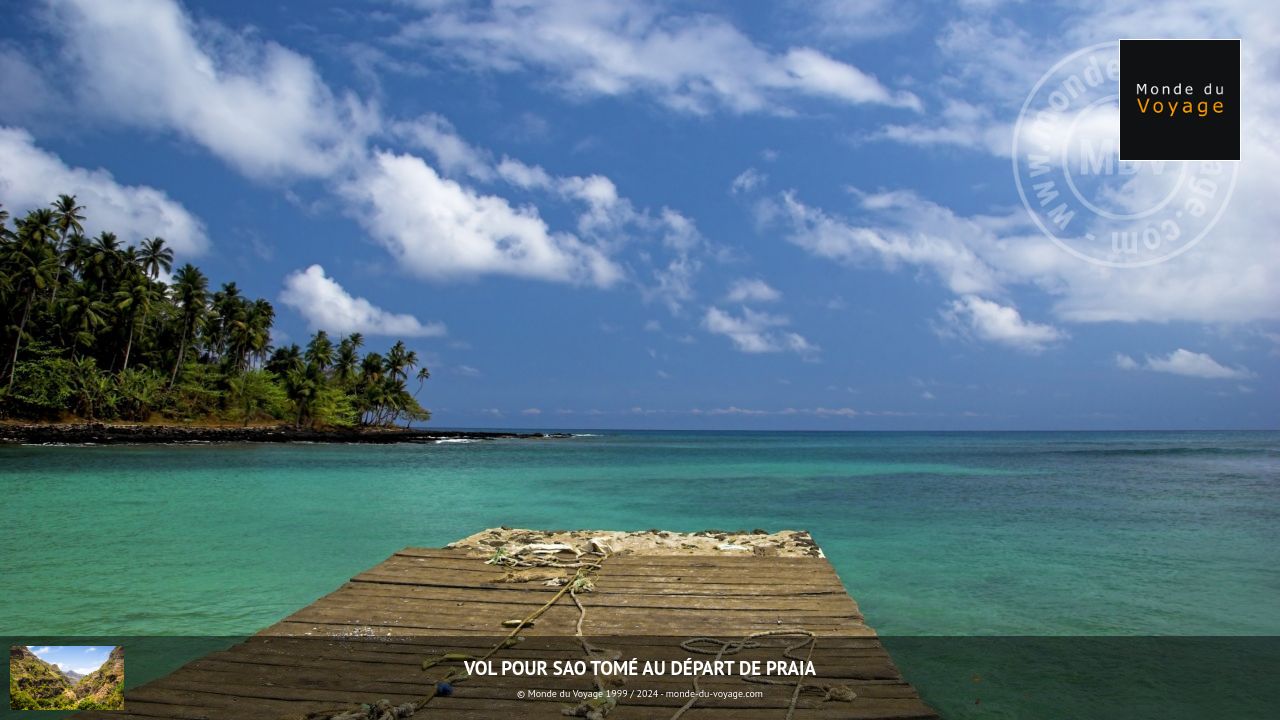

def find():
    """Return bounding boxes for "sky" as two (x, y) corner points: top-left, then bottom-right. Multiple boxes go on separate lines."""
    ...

(27, 645), (113, 676)
(0, 0), (1275, 430)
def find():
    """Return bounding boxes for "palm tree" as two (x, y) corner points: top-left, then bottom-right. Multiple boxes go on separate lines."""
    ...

(4, 210), (59, 389)
(208, 282), (242, 363)
(169, 263), (208, 386)
(333, 335), (361, 387)
(51, 195), (85, 248)
(114, 269), (157, 371)
(266, 343), (303, 377)
(49, 195), (85, 297)
(304, 330), (334, 372)
(79, 231), (122, 294)
(63, 233), (92, 277)
(385, 340), (418, 382)
(414, 366), (430, 397)
(138, 237), (174, 280)
(244, 299), (275, 370)
(61, 287), (109, 359)
(283, 366), (319, 428)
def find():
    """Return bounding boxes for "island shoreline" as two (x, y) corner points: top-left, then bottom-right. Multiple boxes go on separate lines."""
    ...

(0, 422), (570, 445)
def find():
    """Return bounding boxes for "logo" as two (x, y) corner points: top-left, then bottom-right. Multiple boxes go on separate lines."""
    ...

(1013, 41), (1238, 267)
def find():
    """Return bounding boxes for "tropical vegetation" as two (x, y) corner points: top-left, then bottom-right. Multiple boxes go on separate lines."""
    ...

(9, 645), (124, 711)
(0, 195), (430, 427)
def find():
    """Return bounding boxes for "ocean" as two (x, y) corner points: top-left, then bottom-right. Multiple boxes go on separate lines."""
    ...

(2, 430), (1277, 718)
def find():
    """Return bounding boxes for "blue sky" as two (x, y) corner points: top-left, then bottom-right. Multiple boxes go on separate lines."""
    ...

(0, 0), (1275, 430)
(27, 646), (113, 676)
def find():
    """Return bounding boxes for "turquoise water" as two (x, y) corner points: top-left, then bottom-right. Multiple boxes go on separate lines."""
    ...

(2, 431), (1278, 716)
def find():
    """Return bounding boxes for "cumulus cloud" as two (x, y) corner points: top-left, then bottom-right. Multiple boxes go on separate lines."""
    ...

(46, 0), (374, 180)
(702, 306), (817, 356)
(394, 0), (919, 114)
(776, 182), (1280, 327)
(0, 127), (207, 255)
(820, 0), (1280, 335)
(939, 295), (1066, 353)
(30, 0), (710, 298)
(725, 278), (781, 303)
(1118, 348), (1255, 380)
(730, 168), (766, 195)
(493, 156), (712, 309)
(393, 113), (493, 181)
(779, 190), (1000, 296)
(341, 151), (623, 286)
(279, 265), (446, 337)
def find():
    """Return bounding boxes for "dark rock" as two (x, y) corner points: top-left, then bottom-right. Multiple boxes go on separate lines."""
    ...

(0, 423), (566, 446)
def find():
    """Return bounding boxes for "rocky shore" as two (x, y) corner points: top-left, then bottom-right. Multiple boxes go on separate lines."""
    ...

(0, 422), (571, 445)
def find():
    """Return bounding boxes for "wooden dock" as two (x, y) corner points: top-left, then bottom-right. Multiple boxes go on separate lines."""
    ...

(73, 534), (938, 719)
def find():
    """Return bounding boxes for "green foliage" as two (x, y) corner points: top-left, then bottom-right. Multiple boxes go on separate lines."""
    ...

(114, 368), (165, 421)
(311, 382), (357, 428)
(166, 362), (222, 420)
(0, 194), (433, 427)
(228, 369), (289, 424)
(68, 356), (115, 419)
(5, 345), (75, 418)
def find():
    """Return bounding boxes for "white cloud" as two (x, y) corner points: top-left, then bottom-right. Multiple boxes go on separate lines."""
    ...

(383, 114), (713, 301)
(1114, 353), (1139, 370)
(393, 113), (493, 181)
(730, 168), (766, 194)
(787, 0), (916, 41)
(777, 183), (1280, 326)
(779, 190), (999, 296)
(279, 264), (446, 337)
(0, 127), (208, 255)
(725, 278), (781, 303)
(703, 306), (818, 356)
(700, 406), (770, 416)
(341, 150), (622, 286)
(36, 0), (710, 303)
(47, 0), (374, 180)
(455, 364), (481, 377)
(395, 0), (919, 115)
(1119, 348), (1255, 380)
(939, 295), (1067, 353)
(832, 0), (1280, 331)
(521, 407), (542, 415)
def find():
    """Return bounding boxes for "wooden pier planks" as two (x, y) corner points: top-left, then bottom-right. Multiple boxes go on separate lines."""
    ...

(73, 546), (939, 719)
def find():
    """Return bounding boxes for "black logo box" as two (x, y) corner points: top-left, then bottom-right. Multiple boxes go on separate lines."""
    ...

(1120, 39), (1240, 161)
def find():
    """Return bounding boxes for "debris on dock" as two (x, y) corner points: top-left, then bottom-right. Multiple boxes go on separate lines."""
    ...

(71, 529), (938, 719)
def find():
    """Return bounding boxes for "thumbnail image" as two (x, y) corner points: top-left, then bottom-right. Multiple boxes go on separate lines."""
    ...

(9, 646), (123, 711)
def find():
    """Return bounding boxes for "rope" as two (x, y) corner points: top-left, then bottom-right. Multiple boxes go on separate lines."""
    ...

(561, 584), (617, 719)
(669, 629), (855, 720)
(295, 548), (609, 720)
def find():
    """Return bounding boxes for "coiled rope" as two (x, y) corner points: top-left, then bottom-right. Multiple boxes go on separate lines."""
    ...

(669, 629), (856, 720)
(296, 547), (609, 720)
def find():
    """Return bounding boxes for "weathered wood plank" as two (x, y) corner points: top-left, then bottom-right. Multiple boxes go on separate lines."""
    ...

(71, 543), (936, 719)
